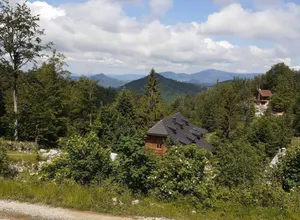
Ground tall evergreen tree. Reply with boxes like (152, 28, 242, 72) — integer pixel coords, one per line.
(142, 68, 164, 126)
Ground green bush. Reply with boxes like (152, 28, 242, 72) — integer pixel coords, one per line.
(0, 145, 16, 178)
(214, 139, 264, 188)
(277, 138, 300, 191)
(149, 145, 215, 207)
(40, 132, 112, 184)
(113, 135, 157, 193)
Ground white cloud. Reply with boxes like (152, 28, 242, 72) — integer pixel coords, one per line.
(291, 66, 300, 71)
(28, 1, 65, 20)
(149, 0, 173, 16)
(24, 0, 300, 74)
(199, 3, 300, 40)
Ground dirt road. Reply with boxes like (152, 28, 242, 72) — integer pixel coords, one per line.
(0, 200, 163, 220)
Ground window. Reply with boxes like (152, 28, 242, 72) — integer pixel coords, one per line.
(157, 143, 162, 149)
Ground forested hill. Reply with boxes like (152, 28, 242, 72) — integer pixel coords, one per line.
(121, 74, 207, 102)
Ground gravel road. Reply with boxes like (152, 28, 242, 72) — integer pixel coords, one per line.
(0, 200, 167, 220)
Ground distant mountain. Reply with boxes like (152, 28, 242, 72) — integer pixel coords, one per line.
(159, 71, 191, 81)
(160, 69, 262, 84)
(108, 74, 145, 81)
(121, 74, 207, 102)
(89, 73, 126, 88)
(71, 69, 262, 89)
(71, 73, 126, 88)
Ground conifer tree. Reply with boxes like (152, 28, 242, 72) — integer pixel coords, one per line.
(143, 68, 164, 126)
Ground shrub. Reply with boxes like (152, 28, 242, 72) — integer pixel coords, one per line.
(113, 135, 157, 193)
(214, 139, 264, 188)
(149, 145, 215, 207)
(0, 145, 16, 178)
(278, 138, 300, 191)
(40, 132, 112, 184)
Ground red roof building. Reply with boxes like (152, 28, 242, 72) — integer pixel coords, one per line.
(257, 89, 272, 104)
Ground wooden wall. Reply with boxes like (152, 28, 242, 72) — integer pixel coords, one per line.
(145, 135, 168, 155)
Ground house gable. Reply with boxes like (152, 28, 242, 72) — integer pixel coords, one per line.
(146, 112, 213, 154)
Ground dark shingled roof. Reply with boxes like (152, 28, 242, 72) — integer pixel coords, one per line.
(147, 112, 213, 151)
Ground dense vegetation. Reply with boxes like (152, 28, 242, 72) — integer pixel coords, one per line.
(1, 1, 300, 219)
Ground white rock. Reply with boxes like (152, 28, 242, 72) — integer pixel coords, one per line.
(132, 200, 139, 205)
(110, 153, 118, 161)
(112, 197, 118, 206)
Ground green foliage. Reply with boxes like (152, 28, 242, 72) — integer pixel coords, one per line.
(263, 63, 296, 112)
(0, 145, 16, 178)
(172, 78, 254, 139)
(0, 0, 52, 141)
(248, 116, 293, 158)
(1, 53, 70, 146)
(149, 145, 215, 207)
(141, 69, 165, 126)
(97, 105, 142, 150)
(0, 145, 9, 176)
(293, 97, 300, 136)
(41, 132, 112, 184)
(113, 88, 138, 122)
(66, 76, 116, 135)
(114, 135, 157, 193)
(277, 138, 300, 191)
(214, 139, 264, 188)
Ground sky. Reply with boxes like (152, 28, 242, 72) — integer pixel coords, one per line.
(13, 0, 300, 75)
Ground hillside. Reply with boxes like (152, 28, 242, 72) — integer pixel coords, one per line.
(90, 73, 126, 88)
(108, 74, 145, 81)
(121, 74, 207, 102)
(160, 69, 262, 84)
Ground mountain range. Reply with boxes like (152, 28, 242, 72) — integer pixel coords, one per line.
(158, 69, 261, 85)
(72, 69, 262, 88)
(120, 74, 207, 102)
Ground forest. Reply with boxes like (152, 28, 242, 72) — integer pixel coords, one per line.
(1, 1, 300, 219)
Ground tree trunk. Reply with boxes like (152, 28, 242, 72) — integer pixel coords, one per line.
(13, 72, 18, 141)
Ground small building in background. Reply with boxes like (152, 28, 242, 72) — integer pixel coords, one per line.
(145, 112, 213, 155)
(257, 89, 272, 105)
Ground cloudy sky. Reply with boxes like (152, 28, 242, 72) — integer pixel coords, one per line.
(19, 0, 300, 75)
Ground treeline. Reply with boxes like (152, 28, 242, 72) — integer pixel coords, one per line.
(0, 57, 117, 146)
(0, 59, 166, 148)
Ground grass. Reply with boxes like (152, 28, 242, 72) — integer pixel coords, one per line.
(0, 179, 299, 220)
(7, 151, 37, 164)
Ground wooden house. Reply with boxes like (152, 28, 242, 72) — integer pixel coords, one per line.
(257, 89, 272, 104)
(145, 113, 213, 155)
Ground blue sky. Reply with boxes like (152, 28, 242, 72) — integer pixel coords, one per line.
(24, 0, 300, 74)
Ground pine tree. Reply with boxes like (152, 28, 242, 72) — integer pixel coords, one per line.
(142, 69, 164, 126)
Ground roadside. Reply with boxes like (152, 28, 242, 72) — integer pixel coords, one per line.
(0, 200, 167, 220)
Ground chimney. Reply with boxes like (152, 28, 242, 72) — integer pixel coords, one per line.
(172, 117, 176, 124)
